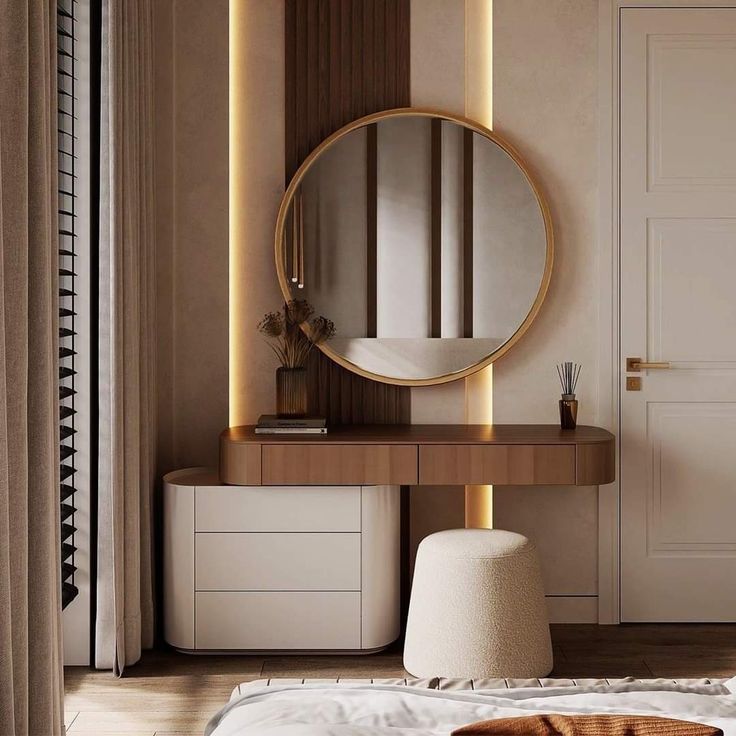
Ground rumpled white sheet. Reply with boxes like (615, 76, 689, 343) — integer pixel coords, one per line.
(206, 678, 736, 735)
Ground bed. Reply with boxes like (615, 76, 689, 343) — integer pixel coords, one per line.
(205, 677, 736, 735)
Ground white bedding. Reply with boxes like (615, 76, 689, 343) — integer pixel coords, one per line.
(206, 678, 736, 735)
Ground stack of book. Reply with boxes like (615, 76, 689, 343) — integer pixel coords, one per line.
(255, 415, 328, 435)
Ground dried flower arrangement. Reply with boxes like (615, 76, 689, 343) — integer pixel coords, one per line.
(258, 300, 336, 368)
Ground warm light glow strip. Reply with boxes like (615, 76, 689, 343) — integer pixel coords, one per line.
(465, 0, 493, 132)
(465, 366, 493, 528)
(229, 0, 244, 426)
(464, 0, 493, 529)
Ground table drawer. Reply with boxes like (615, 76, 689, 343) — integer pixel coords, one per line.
(195, 485, 360, 532)
(195, 532, 360, 591)
(262, 444, 418, 485)
(419, 444, 576, 485)
(195, 591, 361, 650)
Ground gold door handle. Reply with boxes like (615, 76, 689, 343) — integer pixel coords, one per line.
(626, 357, 671, 372)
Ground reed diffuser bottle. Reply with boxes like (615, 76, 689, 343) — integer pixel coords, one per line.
(557, 362, 581, 429)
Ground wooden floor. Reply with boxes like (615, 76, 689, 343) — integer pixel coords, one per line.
(63, 624, 736, 735)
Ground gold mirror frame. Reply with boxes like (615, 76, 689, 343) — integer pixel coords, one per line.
(274, 107, 554, 387)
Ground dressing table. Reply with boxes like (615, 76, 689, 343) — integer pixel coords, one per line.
(220, 423, 615, 488)
(164, 109, 616, 655)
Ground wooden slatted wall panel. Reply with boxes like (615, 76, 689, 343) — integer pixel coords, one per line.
(285, 0, 411, 424)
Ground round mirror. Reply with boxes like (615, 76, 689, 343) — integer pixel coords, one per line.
(274, 109, 553, 386)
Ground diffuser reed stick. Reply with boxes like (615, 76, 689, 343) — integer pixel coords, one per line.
(556, 361, 581, 398)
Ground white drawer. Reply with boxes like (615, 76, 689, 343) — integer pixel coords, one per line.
(195, 591, 361, 650)
(195, 532, 360, 591)
(195, 485, 360, 532)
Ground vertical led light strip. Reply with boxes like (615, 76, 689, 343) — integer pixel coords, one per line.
(464, 0, 494, 528)
(229, 0, 244, 426)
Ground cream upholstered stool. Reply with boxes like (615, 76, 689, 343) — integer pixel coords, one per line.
(403, 528, 553, 679)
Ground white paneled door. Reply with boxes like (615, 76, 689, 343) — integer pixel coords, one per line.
(620, 8, 736, 621)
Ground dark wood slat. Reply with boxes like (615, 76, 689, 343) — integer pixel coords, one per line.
(350, 0, 363, 119)
(463, 128, 474, 338)
(307, 349, 321, 416)
(294, 1, 309, 171)
(399, 383, 411, 423)
(285, 0, 297, 182)
(340, 365, 353, 425)
(285, 0, 411, 425)
(363, 0, 375, 114)
(366, 123, 378, 338)
(384, 0, 397, 108)
(329, 356, 342, 424)
(340, 0, 351, 124)
(328, 0, 342, 133)
(318, 351, 331, 420)
(374, 0, 386, 108)
(318, 0, 330, 143)
(375, 380, 387, 425)
(307, 0, 320, 153)
(430, 118, 442, 338)
(396, 0, 410, 101)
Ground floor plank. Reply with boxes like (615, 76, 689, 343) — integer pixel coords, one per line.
(260, 653, 408, 679)
(67, 711, 212, 733)
(64, 625, 736, 735)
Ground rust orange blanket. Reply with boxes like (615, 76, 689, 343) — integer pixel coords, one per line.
(452, 714, 723, 736)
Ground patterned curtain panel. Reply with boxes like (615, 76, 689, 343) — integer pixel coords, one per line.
(95, 0, 156, 674)
(0, 1, 65, 733)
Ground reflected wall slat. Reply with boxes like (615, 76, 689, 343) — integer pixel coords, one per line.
(463, 128, 474, 338)
(430, 118, 442, 338)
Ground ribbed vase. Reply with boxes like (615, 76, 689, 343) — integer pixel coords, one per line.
(276, 366, 308, 418)
(559, 398, 578, 429)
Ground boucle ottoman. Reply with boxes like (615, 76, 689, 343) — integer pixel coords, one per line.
(403, 528, 552, 679)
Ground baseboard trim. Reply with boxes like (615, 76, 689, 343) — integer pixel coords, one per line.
(171, 645, 394, 656)
(547, 595, 598, 624)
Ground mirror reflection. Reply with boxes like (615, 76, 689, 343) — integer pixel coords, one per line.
(278, 113, 551, 384)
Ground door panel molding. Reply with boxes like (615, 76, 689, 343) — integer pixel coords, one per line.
(648, 34, 736, 192)
(648, 401, 736, 555)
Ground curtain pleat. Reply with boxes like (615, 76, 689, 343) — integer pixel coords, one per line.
(95, 0, 156, 674)
(0, 0, 65, 733)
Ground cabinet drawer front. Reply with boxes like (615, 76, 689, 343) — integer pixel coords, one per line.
(195, 591, 361, 650)
(419, 444, 576, 485)
(195, 532, 360, 591)
(195, 485, 360, 532)
(262, 445, 418, 485)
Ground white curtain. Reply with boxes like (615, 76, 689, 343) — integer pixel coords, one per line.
(95, 0, 156, 674)
(0, 0, 65, 731)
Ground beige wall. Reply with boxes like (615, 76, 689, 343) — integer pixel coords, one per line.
(493, 0, 600, 617)
(155, 0, 236, 472)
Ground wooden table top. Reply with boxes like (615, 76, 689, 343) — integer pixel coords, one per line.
(222, 424, 615, 445)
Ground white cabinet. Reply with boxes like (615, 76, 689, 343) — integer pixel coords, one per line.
(163, 468, 400, 652)
(195, 533, 361, 591)
(195, 592, 362, 650)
